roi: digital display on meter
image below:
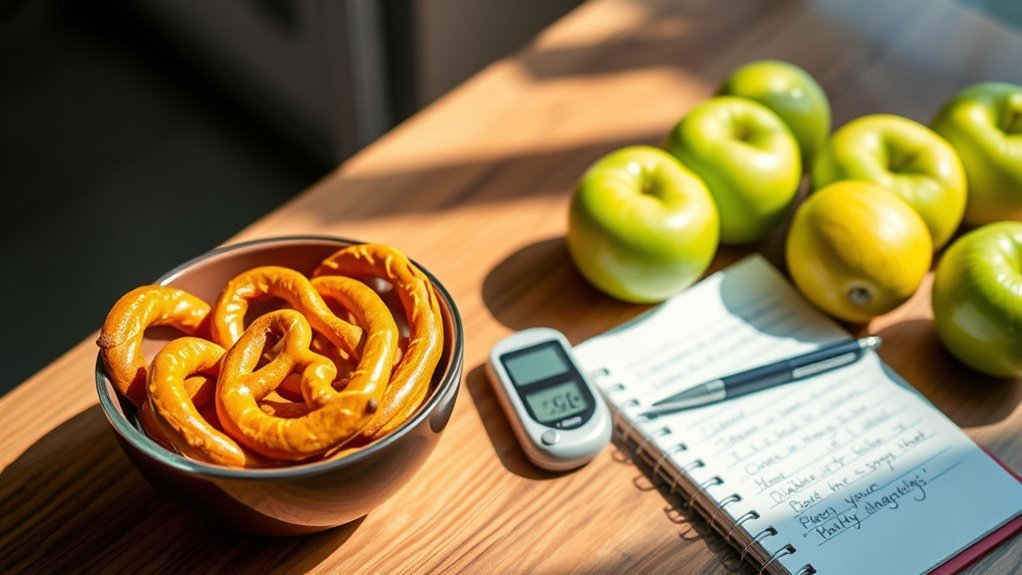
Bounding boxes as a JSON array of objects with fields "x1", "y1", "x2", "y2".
[
  {"x1": 499, "y1": 341, "x2": 594, "y2": 429},
  {"x1": 524, "y1": 381, "x2": 588, "y2": 423}
]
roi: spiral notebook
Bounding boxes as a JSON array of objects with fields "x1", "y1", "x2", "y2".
[{"x1": 574, "y1": 255, "x2": 1022, "y2": 575}]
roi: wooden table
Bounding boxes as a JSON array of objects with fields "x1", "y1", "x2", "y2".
[{"x1": 3, "y1": 0, "x2": 1021, "y2": 572}]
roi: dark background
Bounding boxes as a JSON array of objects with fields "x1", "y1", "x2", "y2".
[{"x1": 0, "y1": 0, "x2": 582, "y2": 392}]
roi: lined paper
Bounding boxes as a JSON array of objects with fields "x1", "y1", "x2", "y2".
[{"x1": 575, "y1": 255, "x2": 1022, "y2": 575}]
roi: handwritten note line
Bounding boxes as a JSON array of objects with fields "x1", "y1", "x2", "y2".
[
  {"x1": 772, "y1": 428, "x2": 935, "y2": 516},
  {"x1": 759, "y1": 410, "x2": 917, "y2": 498},
  {"x1": 723, "y1": 384, "x2": 891, "y2": 469},
  {"x1": 797, "y1": 443, "x2": 948, "y2": 528},
  {"x1": 711, "y1": 365, "x2": 882, "y2": 449},
  {"x1": 711, "y1": 379, "x2": 870, "y2": 461},
  {"x1": 734, "y1": 391, "x2": 895, "y2": 480},
  {"x1": 814, "y1": 451, "x2": 957, "y2": 546},
  {"x1": 787, "y1": 424, "x2": 930, "y2": 518},
  {"x1": 752, "y1": 404, "x2": 912, "y2": 496}
]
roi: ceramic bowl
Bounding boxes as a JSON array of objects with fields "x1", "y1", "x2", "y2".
[{"x1": 95, "y1": 236, "x2": 464, "y2": 535}]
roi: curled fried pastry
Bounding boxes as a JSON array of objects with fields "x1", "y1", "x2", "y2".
[
  {"x1": 307, "y1": 275, "x2": 400, "y2": 407},
  {"x1": 98, "y1": 286, "x2": 211, "y2": 406},
  {"x1": 215, "y1": 310, "x2": 381, "y2": 460},
  {"x1": 314, "y1": 244, "x2": 444, "y2": 438},
  {"x1": 147, "y1": 337, "x2": 258, "y2": 467},
  {"x1": 210, "y1": 266, "x2": 363, "y2": 355},
  {"x1": 138, "y1": 374, "x2": 213, "y2": 453}
]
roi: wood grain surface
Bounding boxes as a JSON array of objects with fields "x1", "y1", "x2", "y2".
[{"x1": 3, "y1": 0, "x2": 1022, "y2": 573}]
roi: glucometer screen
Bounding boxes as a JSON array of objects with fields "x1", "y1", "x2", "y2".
[
  {"x1": 524, "y1": 381, "x2": 588, "y2": 423},
  {"x1": 502, "y1": 342, "x2": 570, "y2": 387}
]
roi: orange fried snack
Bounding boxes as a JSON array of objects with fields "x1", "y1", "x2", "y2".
[
  {"x1": 210, "y1": 266, "x2": 363, "y2": 356},
  {"x1": 258, "y1": 390, "x2": 314, "y2": 418},
  {"x1": 306, "y1": 275, "x2": 400, "y2": 407},
  {"x1": 147, "y1": 337, "x2": 267, "y2": 467},
  {"x1": 139, "y1": 373, "x2": 215, "y2": 452},
  {"x1": 215, "y1": 310, "x2": 382, "y2": 461},
  {"x1": 97, "y1": 286, "x2": 211, "y2": 406},
  {"x1": 313, "y1": 244, "x2": 444, "y2": 438}
]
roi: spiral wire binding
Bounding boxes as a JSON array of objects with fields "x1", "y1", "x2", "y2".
[
  {"x1": 595, "y1": 369, "x2": 815, "y2": 575},
  {"x1": 687, "y1": 475, "x2": 723, "y2": 509},
  {"x1": 692, "y1": 476, "x2": 731, "y2": 533},
  {"x1": 652, "y1": 441, "x2": 688, "y2": 479},
  {"x1": 758, "y1": 544, "x2": 796, "y2": 575},
  {"x1": 717, "y1": 493, "x2": 742, "y2": 509},
  {"x1": 742, "y1": 527, "x2": 778, "y2": 564},
  {"x1": 724, "y1": 510, "x2": 759, "y2": 543},
  {"x1": 710, "y1": 493, "x2": 743, "y2": 531},
  {"x1": 650, "y1": 425, "x2": 672, "y2": 438},
  {"x1": 679, "y1": 458, "x2": 705, "y2": 473}
]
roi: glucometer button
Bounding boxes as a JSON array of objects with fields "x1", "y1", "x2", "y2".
[
  {"x1": 541, "y1": 430, "x2": 560, "y2": 446},
  {"x1": 562, "y1": 415, "x2": 583, "y2": 427}
]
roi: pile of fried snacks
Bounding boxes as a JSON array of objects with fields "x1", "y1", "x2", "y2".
[{"x1": 97, "y1": 243, "x2": 443, "y2": 468}]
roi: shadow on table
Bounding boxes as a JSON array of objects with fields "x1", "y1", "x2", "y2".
[
  {"x1": 269, "y1": 130, "x2": 671, "y2": 238},
  {"x1": 463, "y1": 364, "x2": 570, "y2": 480},
  {"x1": 873, "y1": 318, "x2": 1022, "y2": 430},
  {"x1": 0, "y1": 405, "x2": 358, "y2": 573},
  {"x1": 479, "y1": 230, "x2": 786, "y2": 342},
  {"x1": 481, "y1": 235, "x2": 650, "y2": 343}
]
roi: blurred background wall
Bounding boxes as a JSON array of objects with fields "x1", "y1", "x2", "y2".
[
  {"x1": 0, "y1": 0, "x2": 582, "y2": 392},
  {"x1": 125, "y1": 0, "x2": 587, "y2": 162}
]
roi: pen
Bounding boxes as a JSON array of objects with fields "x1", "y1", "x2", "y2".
[{"x1": 643, "y1": 336, "x2": 882, "y2": 416}]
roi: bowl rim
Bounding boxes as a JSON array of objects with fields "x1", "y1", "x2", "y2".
[{"x1": 95, "y1": 234, "x2": 464, "y2": 479}]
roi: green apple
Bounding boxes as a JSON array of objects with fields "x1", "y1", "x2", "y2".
[
  {"x1": 666, "y1": 96, "x2": 801, "y2": 245},
  {"x1": 567, "y1": 146, "x2": 719, "y2": 303},
  {"x1": 717, "y1": 59, "x2": 831, "y2": 165},
  {"x1": 931, "y1": 221, "x2": 1022, "y2": 377},
  {"x1": 812, "y1": 114, "x2": 967, "y2": 249},
  {"x1": 931, "y1": 82, "x2": 1022, "y2": 226}
]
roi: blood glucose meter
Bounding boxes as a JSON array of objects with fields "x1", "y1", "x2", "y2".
[{"x1": 486, "y1": 327, "x2": 611, "y2": 471}]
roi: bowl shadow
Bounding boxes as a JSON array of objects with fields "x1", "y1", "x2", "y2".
[
  {"x1": 0, "y1": 405, "x2": 362, "y2": 573},
  {"x1": 463, "y1": 364, "x2": 570, "y2": 480}
]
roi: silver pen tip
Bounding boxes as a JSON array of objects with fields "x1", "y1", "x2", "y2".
[{"x1": 861, "y1": 335, "x2": 882, "y2": 350}]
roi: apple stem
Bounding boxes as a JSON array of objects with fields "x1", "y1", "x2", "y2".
[
  {"x1": 888, "y1": 152, "x2": 916, "y2": 172},
  {"x1": 1004, "y1": 110, "x2": 1022, "y2": 135}
]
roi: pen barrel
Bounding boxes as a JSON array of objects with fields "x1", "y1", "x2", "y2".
[
  {"x1": 724, "y1": 363, "x2": 793, "y2": 397},
  {"x1": 726, "y1": 340, "x2": 867, "y2": 399},
  {"x1": 787, "y1": 339, "x2": 866, "y2": 369}
]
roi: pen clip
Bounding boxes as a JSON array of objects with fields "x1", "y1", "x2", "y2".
[{"x1": 790, "y1": 351, "x2": 859, "y2": 379}]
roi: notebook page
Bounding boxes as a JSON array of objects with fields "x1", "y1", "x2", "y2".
[{"x1": 575, "y1": 255, "x2": 1022, "y2": 575}]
